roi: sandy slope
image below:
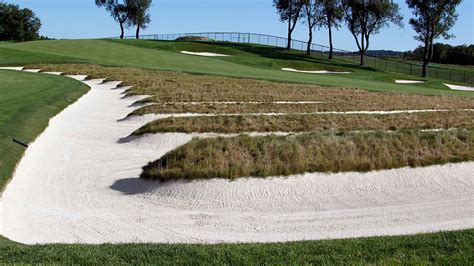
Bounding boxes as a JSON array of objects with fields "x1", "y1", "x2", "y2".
[{"x1": 1, "y1": 71, "x2": 473, "y2": 244}]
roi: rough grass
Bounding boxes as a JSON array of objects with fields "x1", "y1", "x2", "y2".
[
  {"x1": 1, "y1": 230, "x2": 472, "y2": 264},
  {"x1": 31, "y1": 64, "x2": 474, "y2": 115},
  {"x1": 141, "y1": 130, "x2": 474, "y2": 180},
  {"x1": 133, "y1": 110, "x2": 474, "y2": 134}
]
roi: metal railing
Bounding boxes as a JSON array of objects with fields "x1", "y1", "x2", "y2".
[{"x1": 118, "y1": 32, "x2": 473, "y2": 84}]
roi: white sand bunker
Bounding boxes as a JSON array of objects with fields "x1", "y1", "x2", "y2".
[
  {"x1": 282, "y1": 68, "x2": 350, "y2": 74},
  {"x1": 0, "y1": 66, "x2": 25, "y2": 71},
  {"x1": 395, "y1": 80, "x2": 425, "y2": 84},
  {"x1": 181, "y1": 51, "x2": 230, "y2": 57},
  {"x1": 444, "y1": 83, "x2": 474, "y2": 92},
  {"x1": 1, "y1": 69, "x2": 473, "y2": 244}
]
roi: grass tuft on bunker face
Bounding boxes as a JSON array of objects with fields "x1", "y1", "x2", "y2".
[{"x1": 141, "y1": 129, "x2": 474, "y2": 181}]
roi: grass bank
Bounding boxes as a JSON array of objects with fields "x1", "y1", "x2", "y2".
[
  {"x1": 141, "y1": 130, "x2": 474, "y2": 180},
  {"x1": 1, "y1": 230, "x2": 472, "y2": 264},
  {"x1": 0, "y1": 39, "x2": 471, "y2": 96},
  {"x1": 0, "y1": 70, "x2": 88, "y2": 190},
  {"x1": 133, "y1": 110, "x2": 474, "y2": 134}
]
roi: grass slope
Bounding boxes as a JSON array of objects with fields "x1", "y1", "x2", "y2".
[
  {"x1": 0, "y1": 39, "x2": 472, "y2": 96},
  {"x1": 0, "y1": 70, "x2": 88, "y2": 190},
  {"x1": 1, "y1": 230, "x2": 472, "y2": 264}
]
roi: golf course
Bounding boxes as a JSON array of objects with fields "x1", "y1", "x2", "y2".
[
  {"x1": 0, "y1": 37, "x2": 473, "y2": 263},
  {"x1": 1, "y1": 0, "x2": 474, "y2": 263}
]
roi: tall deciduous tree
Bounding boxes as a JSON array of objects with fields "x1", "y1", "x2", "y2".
[
  {"x1": 127, "y1": 0, "x2": 152, "y2": 39},
  {"x1": 0, "y1": 3, "x2": 41, "y2": 42},
  {"x1": 342, "y1": 0, "x2": 402, "y2": 66},
  {"x1": 95, "y1": 0, "x2": 130, "y2": 39},
  {"x1": 273, "y1": 0, "x2": 304, "y2": 50},
  {"x1": 302, "y1": 0, "x2": 318, "y2": 55},
  {"x1": 315, "y1": 0, "x2": 343, "y2": 59},
  {"x1": 406, "y1": 0, "x2": 462, "y2": 77}
]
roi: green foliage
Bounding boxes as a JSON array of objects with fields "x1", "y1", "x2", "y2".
[
  {"x1": 126, "y1": 0, "x2": 152, "y2": 38},
  {"x1": 406, "y1": 0, "x2": 462, "y2": 77},
  {"x1": 407, "y1": 43, "x2": 474, "y2": 66},
  {"x1": 342, "y1": 0, "x2": 403, "y2": 65},
  {"x1": 0, "y1": 3, "x2": 42, "y2": 42}
]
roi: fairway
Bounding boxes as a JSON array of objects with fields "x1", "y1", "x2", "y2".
[
  {"x1": 0, "y1": 70, "x2": 88, "y2": 190},
  {"x1": 0, "y1": 39, "x2": 472, "y2": 96}
]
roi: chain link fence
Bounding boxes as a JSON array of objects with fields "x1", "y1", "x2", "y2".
[{"x1": 119, "y1": 32, "x2": 473, "y2": 84}]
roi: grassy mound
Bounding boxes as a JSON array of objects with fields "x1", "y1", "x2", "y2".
[
  {"x1": 175, "y1": 36, "x2": 214, "y2": 42},
  {"x1": 141, "y1": 130, "x2": 474, "y2": 180}
]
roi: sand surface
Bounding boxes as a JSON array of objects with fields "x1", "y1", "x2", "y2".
[
  {"x1": 181, "y1": 51, "x2": 230, "y2": 57},
  {"x1": 395, "y1": 80, "x2": 425, "y2": 84},
  {"x1": 282, "y1": 68, "x2": 350, "y2": 74},
  {"x1": 1, "y1": 70, "x2": 473, "y2": 244},
  {"x1": 444, "y1": 83, "x2": 474, "y2": 92}
]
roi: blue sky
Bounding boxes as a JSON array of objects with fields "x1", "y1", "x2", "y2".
[{"x1": 9, "y1": 0, "x2": 474, "y2": 51}]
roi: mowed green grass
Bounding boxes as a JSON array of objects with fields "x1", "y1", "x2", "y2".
[
  {"x1": 1, "y1": 230, "x2": 472, "y2": 264},
  {"x1": 0, "y1": 39, "x2": 472, "y2": 96},
  {"x1": 0, "y1": 70, "x2": 88, "y2": 190}
]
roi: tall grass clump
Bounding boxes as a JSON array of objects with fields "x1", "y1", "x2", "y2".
[{"x1": 141, "y1": 129, "x2": 474, "y2": 180}]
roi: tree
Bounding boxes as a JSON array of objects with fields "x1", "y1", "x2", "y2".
[
  {"x1": 127, "y1": 0, "x2": 152, "y2": 39},
  {"x1": 0, "y1": 3, "x2": 41, "y2": 42},
  {"x1": 95, "y1": 0, "x2": 130, "y2": 39},
  {"x1": 301, "y1": 0, "x2": 318, "y2": 55},
  {"x1": 342, "y1": 0, "x2": 402, "y2": 66},
  {"x1": 315, "y1": 0, "x2": 343, "y2": 59},
  {"x1": 406, "y1": 0, "x2": 462, "y2": 77},
  {"x1": 273, "y1": 0, "x2": 304, "y2": 50}
]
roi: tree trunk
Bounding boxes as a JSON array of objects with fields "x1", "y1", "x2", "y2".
[
  {"x1": 119, "y1": 21, "x2": 125, "y2": 39},
  {"x1": 422, "y1": 40, "x2": 430, "y2": 77},
  {"x1": 287, "y1": 19, "x2": 292, "y2": 50},
  {"x1": 360, "y1": 50, "x2": 365, "y2": 66},
  {"x1": 136, "y1": 25, "x2": 140, "y2": 39},
  {"x1": 307, "y1": 31, "x2": 312, "y2": 55},
  {"x1": 328, "y1": 23, "x2": 333, "y2": 59}
]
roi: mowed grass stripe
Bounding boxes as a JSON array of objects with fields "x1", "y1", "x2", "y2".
[
  {"x1": 0, "y1": 70, "x2": 89, "y2": 190},
  {"x1": 133, "y1": 110, "x2": 474, "y2": 134},
  {"x1": 141, "y1": 130, "x2": 474, "y2": 180},
  {"x1": 1, "y1": 229, "x2": 472, "y2": 264}
]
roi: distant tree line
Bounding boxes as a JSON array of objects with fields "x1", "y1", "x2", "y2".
[
  {"x1": 404, "y1": 43, "x2": 474, "y2": 66},
  {"x1": 273, "y1": 0, "x2": 463, "y2": 77},
  {"x1": 0, "y1": 2, "x2": 45, "y2": 42}
]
